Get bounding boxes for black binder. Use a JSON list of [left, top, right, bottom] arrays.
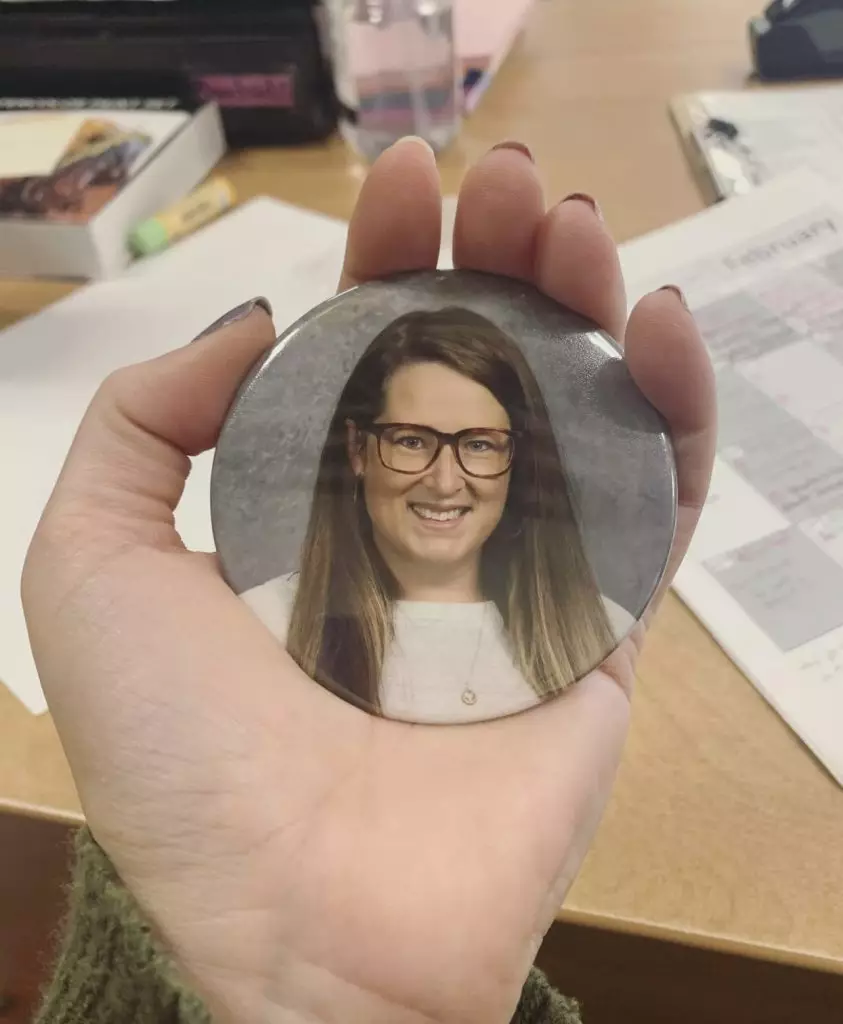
[[0, 0, 337, 146]]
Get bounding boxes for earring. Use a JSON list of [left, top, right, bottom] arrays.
[[353, 477, 360, 504]]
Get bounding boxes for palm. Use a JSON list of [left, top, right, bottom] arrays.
[[23, 139, 714, 1024]]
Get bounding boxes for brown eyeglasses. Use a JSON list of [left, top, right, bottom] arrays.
[[362, 423, 516, 479]]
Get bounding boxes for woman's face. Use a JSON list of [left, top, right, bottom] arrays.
[[349, 361, 512, 585]]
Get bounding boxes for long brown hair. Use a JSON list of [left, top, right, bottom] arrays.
[[286, 308, 613, 711]]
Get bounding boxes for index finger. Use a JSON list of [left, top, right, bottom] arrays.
[[338, 137, 443, 292]]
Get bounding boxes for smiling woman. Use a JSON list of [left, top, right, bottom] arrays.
[[240, 307, 630, 723]]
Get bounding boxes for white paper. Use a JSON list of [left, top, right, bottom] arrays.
[[440, 194, 457, 269], [620, 169, 843, 785], [0, 197, 348, 714]]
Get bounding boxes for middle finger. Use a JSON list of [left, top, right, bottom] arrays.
[[454, 144, 627, 344], [452, 142, 545, 280]]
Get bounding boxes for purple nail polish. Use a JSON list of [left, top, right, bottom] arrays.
[[193, 297, 273, 341]]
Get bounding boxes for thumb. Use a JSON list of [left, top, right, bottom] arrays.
[[41, 297, 276, 543]]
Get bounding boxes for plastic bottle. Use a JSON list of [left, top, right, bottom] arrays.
[[322, 0, 461, 161]]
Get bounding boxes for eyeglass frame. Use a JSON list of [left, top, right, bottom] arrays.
[[358, 422, 519, 479]]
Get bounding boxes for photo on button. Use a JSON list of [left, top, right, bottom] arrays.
[[211, 271, 677, 724]]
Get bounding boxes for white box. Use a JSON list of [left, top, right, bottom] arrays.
[[0, 103, 226, 280]]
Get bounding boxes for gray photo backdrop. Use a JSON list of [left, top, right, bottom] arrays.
[[211, 270, 677, 620]]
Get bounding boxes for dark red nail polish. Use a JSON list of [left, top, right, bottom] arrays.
[[490, 140, 535, 162], [560, 192, 603, 221], [658, 284, 689, 311], [192, 297, 273, 342]]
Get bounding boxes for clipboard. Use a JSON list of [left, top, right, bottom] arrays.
[[670, 85, 843, 204], [669, 93, 764, 204]]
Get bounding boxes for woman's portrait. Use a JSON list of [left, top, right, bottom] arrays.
[[240, 307, 634, 724]]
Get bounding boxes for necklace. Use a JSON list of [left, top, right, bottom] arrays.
[[460, 605, 489, 707]]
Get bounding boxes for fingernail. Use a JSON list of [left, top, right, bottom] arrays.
[[193, 297, 273, 341], [560, 192, 603, 221], [490, 140, 534, 162], [659, 284, 689, 311], [391, 135, 435, 157]]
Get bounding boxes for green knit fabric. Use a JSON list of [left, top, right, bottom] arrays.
[[35, 828, 210, 1024], [512, 970, 581, 1024], [36, 827, 581, 1024]]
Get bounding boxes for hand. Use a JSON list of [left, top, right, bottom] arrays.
[[22, 138, 715, 1024]]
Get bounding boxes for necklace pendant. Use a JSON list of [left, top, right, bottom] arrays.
[[461, 688, 477, 706]]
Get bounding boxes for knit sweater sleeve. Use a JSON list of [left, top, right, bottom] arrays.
[[36, 827, 582, 1024]]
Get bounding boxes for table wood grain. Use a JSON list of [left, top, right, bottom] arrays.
[[2, 0, 842, 974]]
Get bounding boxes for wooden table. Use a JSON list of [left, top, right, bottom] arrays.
[[2, 0, 842, 981]]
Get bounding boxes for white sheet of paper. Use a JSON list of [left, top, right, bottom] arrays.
[[0, 192, 456, 715], [619, 169, 843, 785], [440, 195, 457, 268]]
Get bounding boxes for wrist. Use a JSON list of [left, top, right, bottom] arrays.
[[193, 956, 512, 1024], [209, 964, 580, 1024], [205, 968, 438, 1024]]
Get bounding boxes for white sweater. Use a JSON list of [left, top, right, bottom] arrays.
[[241, 575, 634, 725]]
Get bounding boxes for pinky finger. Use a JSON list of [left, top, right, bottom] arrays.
[[623, 287, 717, 610]]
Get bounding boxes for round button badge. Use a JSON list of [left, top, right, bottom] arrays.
[[211, 270, 677, 725]]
